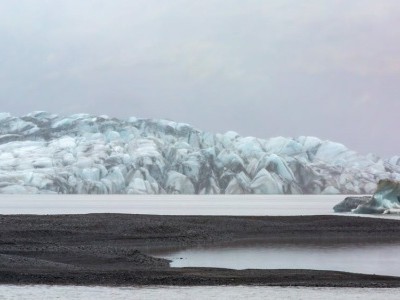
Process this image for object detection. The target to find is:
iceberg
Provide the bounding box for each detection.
[353,180,400,214]
[334,180,400,214]
[333,196,371,213]
[0,112,398,194]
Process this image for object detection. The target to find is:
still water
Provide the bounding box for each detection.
[154,242,400,277]
[0,194,375,216]
[0,285,400,300]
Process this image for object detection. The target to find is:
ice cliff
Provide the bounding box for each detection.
[0,111,399,194]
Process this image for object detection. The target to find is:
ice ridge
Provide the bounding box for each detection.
[0,112,398,194]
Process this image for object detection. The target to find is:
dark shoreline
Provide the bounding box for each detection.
[1,214,400,287]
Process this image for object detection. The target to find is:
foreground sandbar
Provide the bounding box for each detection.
[1,214,400,287]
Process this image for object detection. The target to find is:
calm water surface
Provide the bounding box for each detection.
[0,194,377,216]
[0,285,399,300]
[153,242,400,277]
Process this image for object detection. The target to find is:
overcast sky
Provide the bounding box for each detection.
[0,0,399,157]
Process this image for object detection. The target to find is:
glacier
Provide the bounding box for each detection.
[0,111,399,195]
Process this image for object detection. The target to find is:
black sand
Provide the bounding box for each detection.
[1,214,400,287]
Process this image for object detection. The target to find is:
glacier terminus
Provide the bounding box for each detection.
[0,111,399,195]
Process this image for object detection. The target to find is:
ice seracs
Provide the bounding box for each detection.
[0,112,399,194]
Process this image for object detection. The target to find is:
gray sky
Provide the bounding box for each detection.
[1,0,399,157]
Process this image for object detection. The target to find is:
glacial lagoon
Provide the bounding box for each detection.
[0,194,388,216]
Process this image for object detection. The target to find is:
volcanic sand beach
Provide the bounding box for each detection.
[1,214,400,287]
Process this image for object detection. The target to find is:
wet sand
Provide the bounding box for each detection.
[1,214,400,287]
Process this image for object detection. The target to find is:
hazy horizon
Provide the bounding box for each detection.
[1,1,399,157]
